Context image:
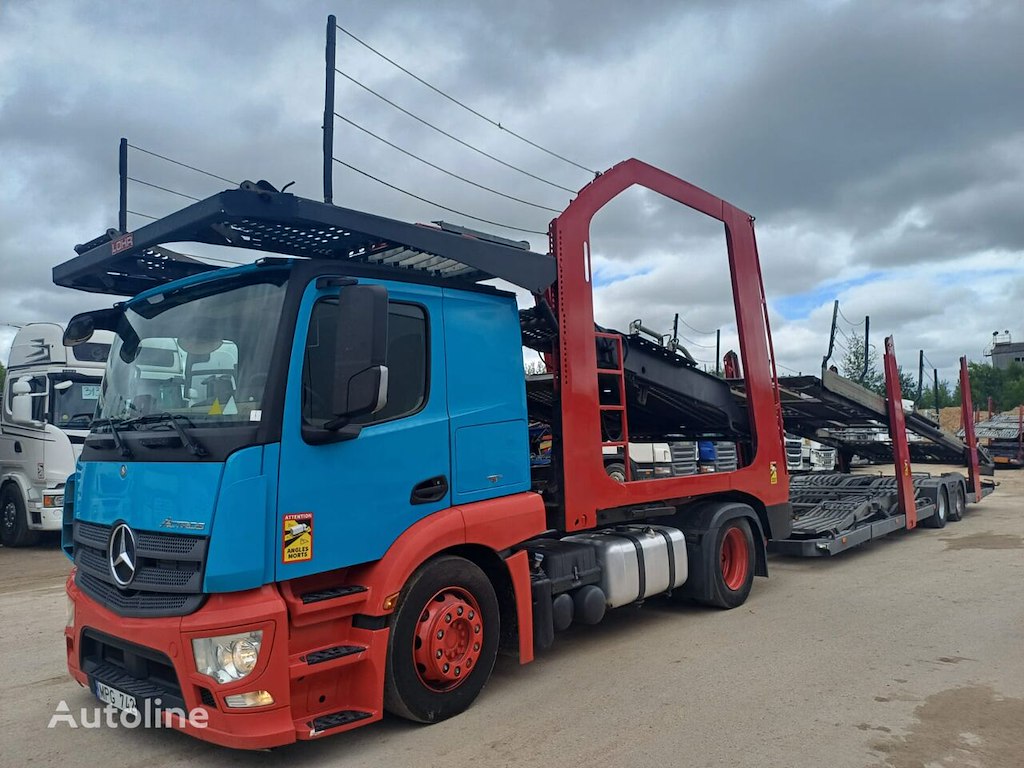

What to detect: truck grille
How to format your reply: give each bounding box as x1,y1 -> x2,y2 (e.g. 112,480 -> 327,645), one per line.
73,521 -> 208,617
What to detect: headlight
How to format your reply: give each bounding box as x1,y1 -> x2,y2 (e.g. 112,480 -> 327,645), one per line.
191,630 -> 264,683
66,596 -> 75,629
44,495 -> 65,508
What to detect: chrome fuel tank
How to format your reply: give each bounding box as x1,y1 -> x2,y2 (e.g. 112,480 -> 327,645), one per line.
564,524 -> 687,608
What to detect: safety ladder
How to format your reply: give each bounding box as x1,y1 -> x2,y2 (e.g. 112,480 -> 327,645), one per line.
595,331 -> 631,481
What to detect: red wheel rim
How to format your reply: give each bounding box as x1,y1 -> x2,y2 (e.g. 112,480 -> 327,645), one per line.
412,587 -> 483,692
720,527 -> 750,591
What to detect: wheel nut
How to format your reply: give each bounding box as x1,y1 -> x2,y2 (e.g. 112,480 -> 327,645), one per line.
457,606 -> 464,616
454,667 -> 461,677
436,649 -> 443,659
437,630 -> 444,639
473,642 -> 480,651
468,611 -> 475,620
445,613 -> 452,623
474,625 -> 480,634
443,663 -> 450,673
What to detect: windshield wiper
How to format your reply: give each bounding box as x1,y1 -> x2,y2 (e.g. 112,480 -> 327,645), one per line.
123,413 -> 209,458
91,418 -> 133,459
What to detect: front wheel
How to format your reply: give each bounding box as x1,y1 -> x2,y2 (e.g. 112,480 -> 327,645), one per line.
0,485 -> 39,548
704,517 -> 755,609
384,556 -> 499,723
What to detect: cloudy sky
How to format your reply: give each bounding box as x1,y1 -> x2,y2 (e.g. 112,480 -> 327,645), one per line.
1,0 -> 1022,386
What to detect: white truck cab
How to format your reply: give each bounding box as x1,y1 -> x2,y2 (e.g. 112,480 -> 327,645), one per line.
1,323 -> 112,546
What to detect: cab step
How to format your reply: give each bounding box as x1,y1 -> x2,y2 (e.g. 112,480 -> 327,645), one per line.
305,644 -> 365,665
308,709 -> 373,734
300,585 -> 367,604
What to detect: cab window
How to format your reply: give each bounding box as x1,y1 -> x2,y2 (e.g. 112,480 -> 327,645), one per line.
302,299 -> 428,427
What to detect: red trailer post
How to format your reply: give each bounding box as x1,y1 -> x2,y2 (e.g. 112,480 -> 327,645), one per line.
882,336 -> 917,528
960,356 -> 983,500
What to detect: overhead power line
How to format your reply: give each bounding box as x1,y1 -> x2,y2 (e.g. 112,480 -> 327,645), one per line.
126,209 -> 158,221
128,144 -> 238,187
336,69 -> 576,195
677,316 -> 718,337
127,177 -> 201,202
335,112 -> 560,213
335,23 -> 598,177
837,305 -> 866,327
333,157 -> 546,236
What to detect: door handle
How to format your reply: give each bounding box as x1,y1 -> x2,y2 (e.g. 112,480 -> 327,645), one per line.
410,475 -> 448,505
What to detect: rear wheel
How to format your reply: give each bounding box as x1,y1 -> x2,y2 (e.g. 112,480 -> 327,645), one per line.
0,485 -> 39,548
922,487 -> 948,529
949,484 -> 966,522
704,518 -> 755,609
605,462 -> 627,482
384,556 -> 499,723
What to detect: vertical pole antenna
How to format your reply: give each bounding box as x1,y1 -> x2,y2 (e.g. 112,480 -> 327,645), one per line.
118,137 -> 128,232
323,15 -> 337,204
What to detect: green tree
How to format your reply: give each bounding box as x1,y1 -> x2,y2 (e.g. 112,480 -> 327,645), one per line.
920,378 -> 957,409
838,332 -> 883,393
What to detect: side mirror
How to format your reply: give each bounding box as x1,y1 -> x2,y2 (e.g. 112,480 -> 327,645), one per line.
332,284 -> 389,420
11,379 -> 36,425
64,308 -> 121,346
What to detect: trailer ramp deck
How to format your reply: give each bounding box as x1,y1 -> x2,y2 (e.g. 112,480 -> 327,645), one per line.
521,311 -> 748,441
774,370 -> 992,467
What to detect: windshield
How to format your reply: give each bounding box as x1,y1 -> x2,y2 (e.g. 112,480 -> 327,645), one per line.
96,273 -> 288,428
50,377 -> 102,429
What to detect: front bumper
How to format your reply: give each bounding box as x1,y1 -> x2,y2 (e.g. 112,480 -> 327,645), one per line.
29,502 -> 63,531
65,574 -> 296,750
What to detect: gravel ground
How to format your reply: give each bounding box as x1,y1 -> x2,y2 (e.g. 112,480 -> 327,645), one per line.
1,465 -> 1021,768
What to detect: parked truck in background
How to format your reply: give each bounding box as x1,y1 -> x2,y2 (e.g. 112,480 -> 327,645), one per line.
0,323 -> 112,546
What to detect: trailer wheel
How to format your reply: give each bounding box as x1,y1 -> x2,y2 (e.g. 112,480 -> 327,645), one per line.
0,485 -> 39,548
384,555 -> 499,723
949,484 -> 966,522
706,518 -> 755,609
605,462 -> 627,483
922,487 -> 948,529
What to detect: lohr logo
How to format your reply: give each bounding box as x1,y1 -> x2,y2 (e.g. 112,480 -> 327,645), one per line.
111,232 -> 134,254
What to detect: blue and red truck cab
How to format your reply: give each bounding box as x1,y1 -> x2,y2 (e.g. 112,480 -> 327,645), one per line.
53,160 -> 791,749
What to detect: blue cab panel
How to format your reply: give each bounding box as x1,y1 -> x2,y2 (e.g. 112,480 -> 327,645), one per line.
73,446 -> 275,593
75,460 -> 223,533
442,288 -> 530,505
275,278 -> 452,579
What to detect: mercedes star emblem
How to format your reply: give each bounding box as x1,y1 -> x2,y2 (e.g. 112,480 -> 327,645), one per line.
108,523 -> 137,588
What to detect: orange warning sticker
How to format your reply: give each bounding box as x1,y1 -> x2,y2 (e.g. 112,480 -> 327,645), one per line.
282,512 -> 313,563
769,461 -> 778,485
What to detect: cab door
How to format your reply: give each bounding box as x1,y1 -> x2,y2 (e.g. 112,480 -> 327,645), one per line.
275,279 -> 450,579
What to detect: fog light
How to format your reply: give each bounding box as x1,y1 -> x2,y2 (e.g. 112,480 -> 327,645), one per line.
224,690 -> 274,708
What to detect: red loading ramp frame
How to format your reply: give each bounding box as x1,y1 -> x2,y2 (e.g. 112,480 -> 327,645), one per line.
544,159 -> 790,532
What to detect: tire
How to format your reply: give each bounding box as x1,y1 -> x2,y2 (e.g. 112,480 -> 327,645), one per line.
922,487 -> 948,529
605,462 -> 627,483
383,555 -> 499,723
949,484 -> 966,522
704,517 -> 755,609
0,484 -> 39,548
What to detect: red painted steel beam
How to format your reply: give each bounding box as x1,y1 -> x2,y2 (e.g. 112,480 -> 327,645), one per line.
548,158 -> 789,531
959,356 -> 982,499
883,336 -> 916,528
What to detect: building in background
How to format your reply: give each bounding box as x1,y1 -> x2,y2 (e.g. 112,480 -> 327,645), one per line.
986,331 -> 1024,370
